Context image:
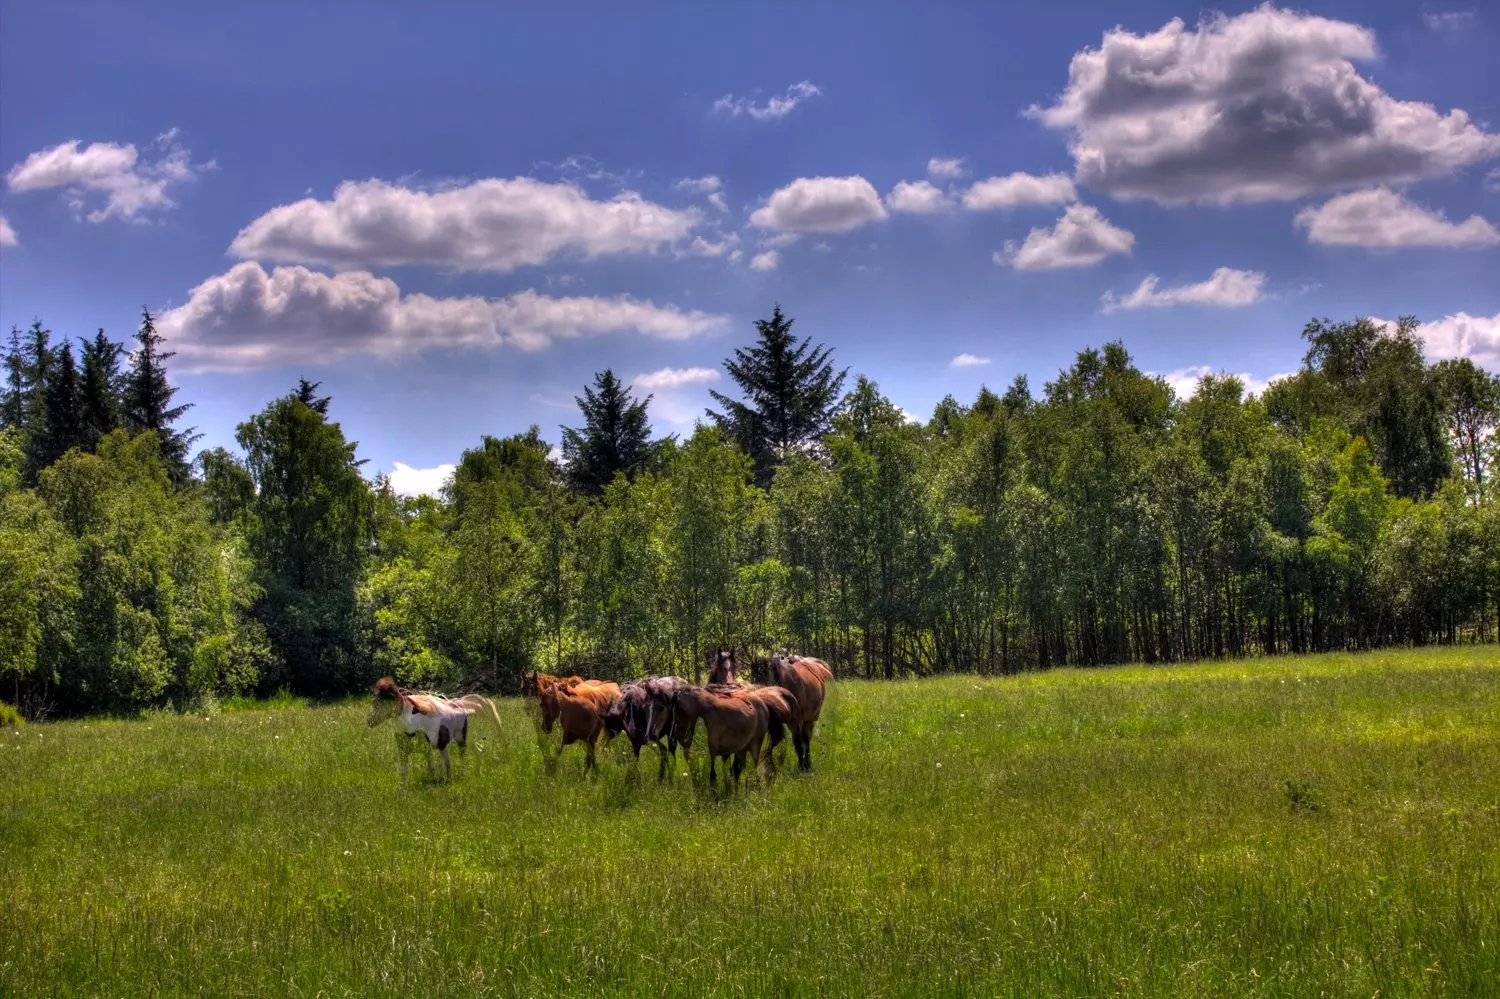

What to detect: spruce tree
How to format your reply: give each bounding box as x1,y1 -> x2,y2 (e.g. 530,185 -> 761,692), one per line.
122,307 -> 199,480
295,377 -> 332,416
560,369 -> 653,495
1,327 -> 26,428
40,340 -> 83,467
707,303 -> 847,485
78,329 -> 124,448
18,321 -> 54,483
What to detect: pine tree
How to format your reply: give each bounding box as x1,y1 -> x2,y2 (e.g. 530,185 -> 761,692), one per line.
78,329 -> 124,449
2,327 -> 26,428
40,340 -> 83,467
560,369 -> 654,495
122,307 -> 200,480
707,303 -> 847,486
295,377 -> 331,416
19,321 -> 55,483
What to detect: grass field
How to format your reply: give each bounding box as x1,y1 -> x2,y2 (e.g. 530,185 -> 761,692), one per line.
3,648 -> 1499,997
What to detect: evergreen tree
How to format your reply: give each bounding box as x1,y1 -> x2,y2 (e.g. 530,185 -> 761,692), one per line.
19,321 -> 55,483
122,308 -> 199,480
560,369 -> 653,495
40,340 -> 83,467
78,329 -> 124,448
295,377 -> 331,416
708,304 -> 846,486
1,327 -> 26,428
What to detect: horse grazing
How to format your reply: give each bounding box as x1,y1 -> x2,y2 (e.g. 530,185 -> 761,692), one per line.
768,652 -> 835,771
669,684 -> 791,790
539,679 -> 621,772
605,675 -> 692,780
367,676 -> 502,785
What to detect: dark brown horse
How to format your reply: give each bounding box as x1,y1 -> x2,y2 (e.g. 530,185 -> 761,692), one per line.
538,679 -> 621,771
768,652 -> 834,771
604,675 -> 692,780
707,646 -> 740,686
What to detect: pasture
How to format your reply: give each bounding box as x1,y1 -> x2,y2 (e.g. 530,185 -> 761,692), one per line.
3,647 -> 1498,997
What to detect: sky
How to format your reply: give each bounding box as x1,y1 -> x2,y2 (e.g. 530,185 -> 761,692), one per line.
2,1 -> 1498,496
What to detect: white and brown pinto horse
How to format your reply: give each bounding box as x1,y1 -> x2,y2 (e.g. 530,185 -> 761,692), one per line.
367,676 -> 502,785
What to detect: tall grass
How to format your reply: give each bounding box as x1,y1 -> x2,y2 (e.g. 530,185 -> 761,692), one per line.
3,648 -> 1498,997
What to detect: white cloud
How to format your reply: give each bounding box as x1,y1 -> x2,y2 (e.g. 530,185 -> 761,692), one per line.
6,131 -> 211,222
950,353 -> 992,368
1416,311 -> 1500,367
713,81 -> 822,121
1160,365 -> 1292,399
674,175 -> 722,195
634,366 -> 721,390
1423,9 -> 1476,31
707,192 -> 728,213
1486,168 -> 1500,193
690,232 -> 740,257
228,176 -> 701,272
962,172 -> 1077,210
1294,187 -> 1500,247
157,262 -> 728,372
749,176 -> 887,236
886,180 -> 951,214
0,214 -> 16,247
1101,267 -> 1267,313
996,204 -> 1134,270
387,462 -> 455,498
1031,6 -> 1500,205
749,250 -> 780,271
927,157 -> 968,180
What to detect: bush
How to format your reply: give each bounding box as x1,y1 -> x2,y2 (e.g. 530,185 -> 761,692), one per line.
1,700 -> 27,727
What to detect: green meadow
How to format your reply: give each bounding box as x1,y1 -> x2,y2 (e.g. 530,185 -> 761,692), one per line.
3,647 -> 1499,998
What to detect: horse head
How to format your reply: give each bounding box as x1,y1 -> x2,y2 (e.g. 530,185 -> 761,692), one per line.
367,676 -> 403,727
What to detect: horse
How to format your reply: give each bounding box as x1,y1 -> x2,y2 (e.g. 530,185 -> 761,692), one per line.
669,684 -> 794,791
707,646 -> 740,686
367,676 -> 502,785
539,679 -> 621,772
604,675 -> 692,780
768,652 -> 835,771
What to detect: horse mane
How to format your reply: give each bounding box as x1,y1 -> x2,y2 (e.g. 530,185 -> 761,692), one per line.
374,676 -> 401,700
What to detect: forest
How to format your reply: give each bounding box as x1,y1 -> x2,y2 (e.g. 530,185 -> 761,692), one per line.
2,304 -> 1497,717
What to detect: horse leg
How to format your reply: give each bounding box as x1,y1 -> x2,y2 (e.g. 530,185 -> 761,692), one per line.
440,745 -> 453,781
425,743 -> 436,778
396,733 -> 409,787
658,743 -> 670,782
732,750 -> 746,790
585,731 -> 598,772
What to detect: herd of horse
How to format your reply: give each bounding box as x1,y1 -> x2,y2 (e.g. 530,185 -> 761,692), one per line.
366,648 -> 835,789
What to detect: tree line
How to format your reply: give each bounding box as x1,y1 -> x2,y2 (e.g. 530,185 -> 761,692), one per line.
3,303 -> 1498,716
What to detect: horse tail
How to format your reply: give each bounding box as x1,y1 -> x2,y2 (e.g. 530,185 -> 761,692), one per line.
460,694 -> 503,731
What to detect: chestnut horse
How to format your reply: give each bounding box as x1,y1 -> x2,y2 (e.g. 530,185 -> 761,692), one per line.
539,679 -> 621,771
768,652 -> 834,771
366,677 -> 502,785
707,647 -> 740,686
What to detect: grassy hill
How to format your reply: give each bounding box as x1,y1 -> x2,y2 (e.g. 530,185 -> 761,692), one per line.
3,647 -> 1498,997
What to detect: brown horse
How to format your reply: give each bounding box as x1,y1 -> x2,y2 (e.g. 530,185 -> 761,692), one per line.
670,684 -> 795,790
707,646 -> 740,686
768,652 -> 834,771
604,675 -> 692,780
538,680 -> 621,771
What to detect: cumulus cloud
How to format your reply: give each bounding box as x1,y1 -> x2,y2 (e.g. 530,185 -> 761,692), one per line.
228,177 -> 701,272
749,176 -> 887,236
713,81 -> 822,121
950,354 -> 992,368
996,204 -> 1134,270
634,366 -> 720,391
690,232 -> 740,258
1294,187 -> 1500,247
749,250 -> 780,271
156,262 -> 728,372
0,214 -> 16,247
886,180 -> 951,214
386,462 -> 456,498
962,172 -> 1077,210
674,175 -> 722,195
1414,311 -> 1500,367
1101,267 -> 1267,313
1030,6 -> 1500,205
927,157 -> 968,180
1160,365 -> 1292,399
6,130 -> 212,222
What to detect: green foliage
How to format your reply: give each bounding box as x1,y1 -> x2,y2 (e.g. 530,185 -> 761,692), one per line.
122,308 -> 199,481
0,699 -> 22,726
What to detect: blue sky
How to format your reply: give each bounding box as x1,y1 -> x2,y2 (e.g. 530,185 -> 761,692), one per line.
3,1 -> 1498,494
